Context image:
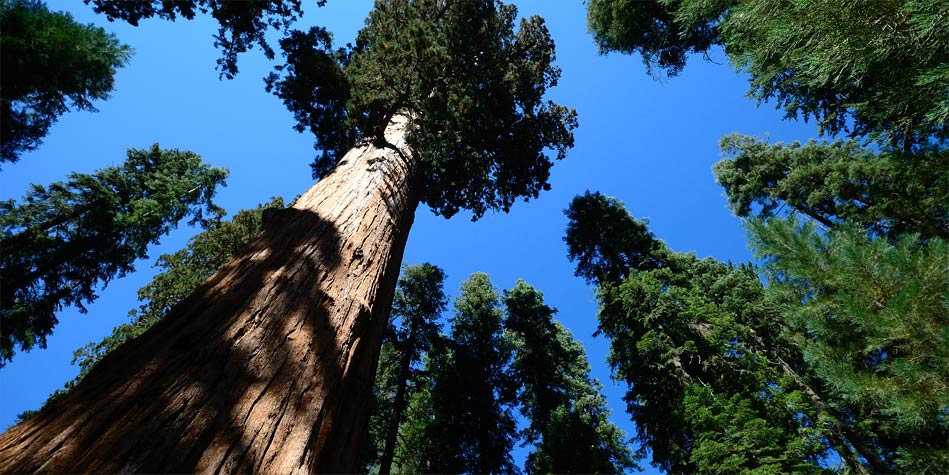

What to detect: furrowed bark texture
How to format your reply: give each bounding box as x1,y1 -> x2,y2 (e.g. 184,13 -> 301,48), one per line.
0,116 -> 420,474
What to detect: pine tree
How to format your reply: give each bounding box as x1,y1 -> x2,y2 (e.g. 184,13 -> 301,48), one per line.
748,218 -> 949,473
398,273 -> 518,474
0,145 -> 227,365
504,280 -> 636,474
564,193 -> 889,474
713,135 -> 948,240
0,2 -> 575,472
1,0 -> 131,163
364,263 -> 447,475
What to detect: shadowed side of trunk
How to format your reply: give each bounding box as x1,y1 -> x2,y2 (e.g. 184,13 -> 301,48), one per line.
0,116 -> 420,474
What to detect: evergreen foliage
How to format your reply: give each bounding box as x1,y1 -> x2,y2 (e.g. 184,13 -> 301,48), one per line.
504,280 -> 636,474
0,145 -> 227,365
749,218 -> 949,472
586,0 -> 949,145
563,190 -> 661,286
564,193 -> 905,474
364,263 -> 447,474
427,273 -> 518,474
0,0 -> 131,163
714,135 -> 949,240
266,0 -> 577,218
586,0 -> 727,77
83,0 -> 322,78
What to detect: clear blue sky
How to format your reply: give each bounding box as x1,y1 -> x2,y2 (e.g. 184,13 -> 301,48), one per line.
0,1 -> 820,472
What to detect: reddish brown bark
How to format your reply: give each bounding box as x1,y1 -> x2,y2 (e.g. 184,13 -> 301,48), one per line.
0,116 -> 420,474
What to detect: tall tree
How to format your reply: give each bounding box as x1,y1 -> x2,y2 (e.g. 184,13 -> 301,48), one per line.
712,134 -> 948,473
83,0 -> 322,78
0,145 -> 227,366
504,280 -> 636,474
401,273 -> 518,474
0,0 -> 131,164
0,1 -> 575,472
365,263 -> 447,475
748,218 -> 949,473
564,193 -> 895,474
587,0 -> 949,146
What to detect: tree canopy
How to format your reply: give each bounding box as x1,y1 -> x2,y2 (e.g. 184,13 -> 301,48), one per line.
0,0 -> 131,164
563,189 -> 949,473
587,0 -> 949,146
714,135 -> 949,240
83,0 -> 321,78
504,280 -> 636,474
266,0 -> 577,219
0,145 -> 227,365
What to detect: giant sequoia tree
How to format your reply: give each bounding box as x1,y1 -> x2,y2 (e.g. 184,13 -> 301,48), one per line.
0,1 -> 575,472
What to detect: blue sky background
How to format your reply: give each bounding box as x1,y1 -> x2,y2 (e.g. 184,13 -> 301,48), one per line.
0,1 -> 822,472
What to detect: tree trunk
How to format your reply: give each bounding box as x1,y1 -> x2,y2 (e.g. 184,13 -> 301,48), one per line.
0,115 -> 421,474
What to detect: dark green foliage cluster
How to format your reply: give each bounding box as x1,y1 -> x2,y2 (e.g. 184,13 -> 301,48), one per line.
404,273 -> 518,474
586,0 -> 728,77
566,190 -> 948,473
0,145 -> 227,365
0,0 -> 131,164
564,191 -> 662,286
583,1 -> 948,471
266,0 -> 577,219
714,135 -> 949,240
367,272 -> 632,474
587,0 -> 949,145
364,263 -> 448,474
69,198 -> 285,383
566,194 -> 828,473
83,0 -> 322,78
749,218 -> 949,474
504,280 -> 636,474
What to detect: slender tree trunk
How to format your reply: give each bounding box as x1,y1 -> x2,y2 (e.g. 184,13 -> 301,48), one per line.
378,326 -> 416,474
0,116 -> 420,474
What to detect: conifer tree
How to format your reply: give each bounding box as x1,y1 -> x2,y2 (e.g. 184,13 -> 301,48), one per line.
504,280 -> 636,474
564,193 -> 893,474
364,263 -> 447,475
0,2 -> 575,472
82,0 -> 321,78
714,135 -> 948,240
0,145 -> 227,365
395,273 -> 518,474
587,0 -> 949,146
749,218 -> 949,473
1,0 -> 131,163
